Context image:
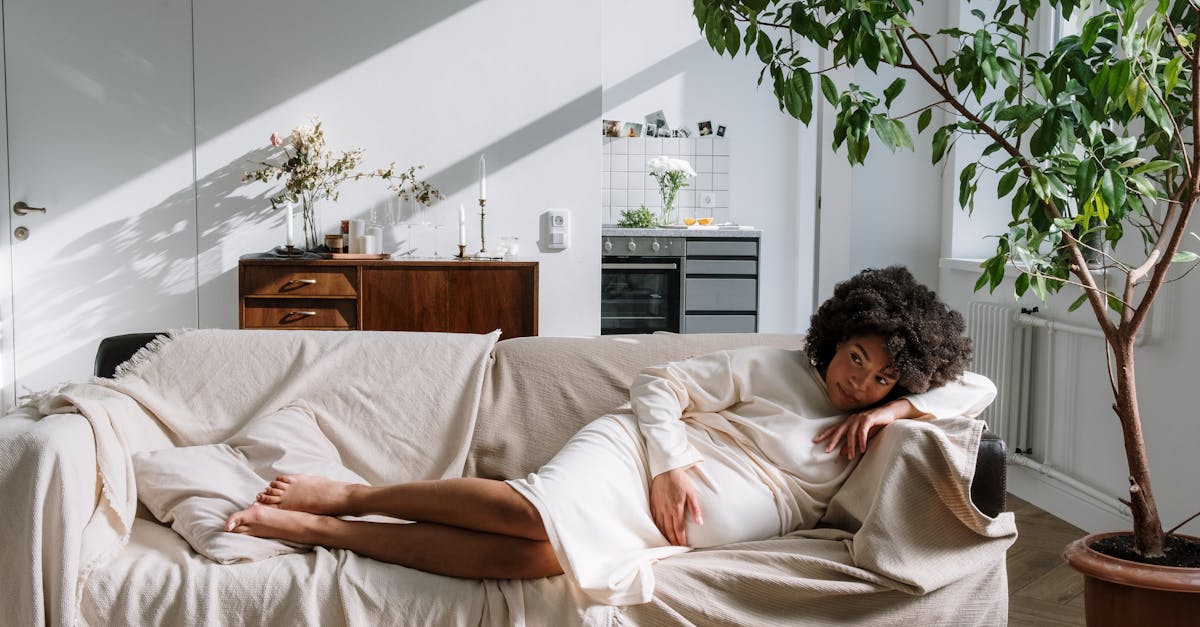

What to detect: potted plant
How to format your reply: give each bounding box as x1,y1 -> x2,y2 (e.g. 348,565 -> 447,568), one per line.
693,0 -> 1200,622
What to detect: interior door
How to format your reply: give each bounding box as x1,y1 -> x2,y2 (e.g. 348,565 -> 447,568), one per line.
3,0 -> 197,396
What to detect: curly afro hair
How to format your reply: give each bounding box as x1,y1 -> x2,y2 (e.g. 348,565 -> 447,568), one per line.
804,266 -> 972,394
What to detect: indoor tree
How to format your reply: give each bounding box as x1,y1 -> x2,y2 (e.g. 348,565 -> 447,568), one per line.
693,0 -> 1199,558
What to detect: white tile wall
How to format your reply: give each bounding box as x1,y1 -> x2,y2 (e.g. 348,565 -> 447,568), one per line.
602,136 -> 732,225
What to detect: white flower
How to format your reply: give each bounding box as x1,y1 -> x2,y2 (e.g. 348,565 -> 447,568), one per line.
647,155 -> 696,177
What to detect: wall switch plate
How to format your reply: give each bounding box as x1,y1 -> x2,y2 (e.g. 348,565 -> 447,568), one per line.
544,209 -> 571,249
701,192 -> 715,207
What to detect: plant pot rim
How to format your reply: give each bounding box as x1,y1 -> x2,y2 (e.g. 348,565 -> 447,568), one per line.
1062,531 -> 1200,593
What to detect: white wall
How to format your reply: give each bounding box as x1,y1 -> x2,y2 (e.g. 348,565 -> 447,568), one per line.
601,0 -> 812,332
192,1 -> 602,336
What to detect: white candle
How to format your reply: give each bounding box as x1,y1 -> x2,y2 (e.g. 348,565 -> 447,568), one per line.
285,202 -> 294,247
458,203 -> 467,246
478,154 -> 487,200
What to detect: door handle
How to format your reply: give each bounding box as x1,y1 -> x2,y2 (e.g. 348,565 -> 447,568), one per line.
13,201 -> 46,216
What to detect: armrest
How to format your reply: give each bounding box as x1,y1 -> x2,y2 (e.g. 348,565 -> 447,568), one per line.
0,409 -> 99,626
972,430 -> 1007,518
94,332 -> 164,378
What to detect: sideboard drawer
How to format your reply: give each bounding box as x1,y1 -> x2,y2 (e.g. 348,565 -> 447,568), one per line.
241,299 -> 357,329
242,266 -> 358,297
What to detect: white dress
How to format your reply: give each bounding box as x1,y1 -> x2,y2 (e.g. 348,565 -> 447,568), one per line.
506,347 -> 996,606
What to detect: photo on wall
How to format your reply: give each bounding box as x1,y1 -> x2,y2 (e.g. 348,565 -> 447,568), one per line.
602,119 -> 623,137
625,122 -> 643,137
698,121 -> 713,136
645,110 -> 668,136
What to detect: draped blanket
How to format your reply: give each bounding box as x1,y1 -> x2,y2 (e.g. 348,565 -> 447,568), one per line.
1,329 -> 498,626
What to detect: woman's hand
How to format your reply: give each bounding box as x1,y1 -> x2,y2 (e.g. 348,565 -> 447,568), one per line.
813,399 -> 917,459
649,466 -> 704,546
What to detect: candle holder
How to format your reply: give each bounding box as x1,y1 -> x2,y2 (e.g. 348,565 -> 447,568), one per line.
276,244 -> 300,257
457,244 -> 468,259
478,198 -> 488,254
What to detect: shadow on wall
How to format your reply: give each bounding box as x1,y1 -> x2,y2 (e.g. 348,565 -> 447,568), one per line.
10,149 -> 281,391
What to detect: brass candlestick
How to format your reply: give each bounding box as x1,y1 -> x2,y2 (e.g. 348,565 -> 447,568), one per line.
457,244 -> 468,259
478,198 -> 488,254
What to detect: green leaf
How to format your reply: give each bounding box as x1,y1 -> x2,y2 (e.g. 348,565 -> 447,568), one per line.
1172,251 -> 1199,263
820,74 -> 838,106
883,78 -> 906,108
1067,292 -> 1089,312
917,108 -> 933,132
705,10 -> 726,54
1131,159 -> 1179,175
1125,76 -> 1148,115
998,169 -> 1020,197
959,162 -> 978,209
756,31 -> 774,63
1014,271 -> 1030,296
723,14 -> 741,56
1031,170 -> 1050,200
1165,55 -> 1184,94
1080,15 -> 1103,53
1075,160 -> 1098,202
932,125 -> 952,163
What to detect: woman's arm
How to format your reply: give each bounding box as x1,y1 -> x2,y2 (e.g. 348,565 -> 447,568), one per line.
814,371 -> 997,459
631,349 -> 749,546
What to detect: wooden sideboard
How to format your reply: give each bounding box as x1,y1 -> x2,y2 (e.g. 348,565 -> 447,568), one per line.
239,256 -> 539,339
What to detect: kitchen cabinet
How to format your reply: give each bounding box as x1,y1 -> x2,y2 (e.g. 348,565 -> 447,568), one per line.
239,257 -> 538,339
683,238 -> 759,333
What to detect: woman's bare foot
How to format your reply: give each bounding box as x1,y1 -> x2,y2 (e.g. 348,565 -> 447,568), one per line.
225,502 -> 319,543
255,474 -> 360,516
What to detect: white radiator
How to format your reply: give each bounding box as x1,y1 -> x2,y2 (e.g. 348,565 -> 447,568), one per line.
967,302 -> 1035,452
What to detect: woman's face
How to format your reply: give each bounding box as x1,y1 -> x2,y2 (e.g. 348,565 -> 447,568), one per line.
824,334 -> 900,412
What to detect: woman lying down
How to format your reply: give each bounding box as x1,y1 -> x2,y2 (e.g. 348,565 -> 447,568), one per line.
226,265 -> 996,605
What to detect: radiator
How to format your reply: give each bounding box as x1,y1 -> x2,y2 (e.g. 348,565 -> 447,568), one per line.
966,302 -> 1035,452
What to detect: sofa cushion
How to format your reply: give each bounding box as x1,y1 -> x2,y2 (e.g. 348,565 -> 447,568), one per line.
132,402 -> 369,563
466,332 -> 805,480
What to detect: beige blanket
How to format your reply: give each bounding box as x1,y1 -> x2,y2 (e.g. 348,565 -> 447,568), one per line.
2,328 -> 498,626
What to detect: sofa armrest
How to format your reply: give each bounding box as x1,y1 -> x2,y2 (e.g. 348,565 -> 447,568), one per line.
94,332 -> 165,378
972,430 -> 1007,518
0,409 -> 100,626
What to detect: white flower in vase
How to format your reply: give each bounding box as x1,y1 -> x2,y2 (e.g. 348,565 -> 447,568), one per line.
647,156 -> 696,225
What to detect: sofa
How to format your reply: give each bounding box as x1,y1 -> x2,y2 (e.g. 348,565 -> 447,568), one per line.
1,329 -> 1016,626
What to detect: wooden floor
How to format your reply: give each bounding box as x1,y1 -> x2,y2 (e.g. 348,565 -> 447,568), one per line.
1007,494 -> 1087,626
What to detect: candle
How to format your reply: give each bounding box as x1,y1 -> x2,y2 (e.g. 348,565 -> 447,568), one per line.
458,203 -> 467,246
478,154 -> 487,201
285,202 -> 294,247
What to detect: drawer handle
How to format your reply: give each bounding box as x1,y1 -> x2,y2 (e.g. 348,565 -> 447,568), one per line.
280,278 -> 318,292
288,310 -> 318,317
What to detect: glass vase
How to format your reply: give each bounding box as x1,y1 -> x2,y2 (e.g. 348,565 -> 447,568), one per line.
659,184 -> 679,225
300,196 -> 322,251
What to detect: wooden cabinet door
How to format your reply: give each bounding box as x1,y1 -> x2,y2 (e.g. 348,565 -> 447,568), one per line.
361,268 -> 448,332
448,267 -> 537,338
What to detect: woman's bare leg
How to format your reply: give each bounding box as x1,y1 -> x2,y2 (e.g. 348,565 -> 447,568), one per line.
226,503 -> 562,579
256,475 -> 547,541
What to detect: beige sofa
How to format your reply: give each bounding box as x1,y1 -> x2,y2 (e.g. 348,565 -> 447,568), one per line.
2,330 -> 1016,626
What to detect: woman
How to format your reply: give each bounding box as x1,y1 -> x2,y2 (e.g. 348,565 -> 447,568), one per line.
226,266 -> 994,605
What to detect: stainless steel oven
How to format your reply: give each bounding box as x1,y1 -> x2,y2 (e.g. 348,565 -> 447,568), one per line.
600,236 -> 684,335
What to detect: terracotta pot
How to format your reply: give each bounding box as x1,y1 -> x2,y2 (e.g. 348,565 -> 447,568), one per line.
1062,531 -> 1200,626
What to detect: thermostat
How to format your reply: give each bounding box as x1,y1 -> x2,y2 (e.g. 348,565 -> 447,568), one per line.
546,209 -> 571,249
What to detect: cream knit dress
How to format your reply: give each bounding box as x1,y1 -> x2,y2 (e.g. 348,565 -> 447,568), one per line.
507,347 -> 996,606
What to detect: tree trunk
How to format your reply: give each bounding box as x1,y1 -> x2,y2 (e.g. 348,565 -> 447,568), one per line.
1111,335 -> 1166,557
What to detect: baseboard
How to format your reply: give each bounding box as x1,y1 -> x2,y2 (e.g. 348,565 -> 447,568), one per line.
1008,463 -> 1132,533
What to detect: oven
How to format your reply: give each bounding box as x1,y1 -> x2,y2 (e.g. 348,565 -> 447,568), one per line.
600,236 -> 684,335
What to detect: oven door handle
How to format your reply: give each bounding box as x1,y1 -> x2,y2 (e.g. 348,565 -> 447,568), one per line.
602,262 -> 679,270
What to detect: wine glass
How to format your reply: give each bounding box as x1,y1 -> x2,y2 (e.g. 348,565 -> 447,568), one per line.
430,223 -> 446,258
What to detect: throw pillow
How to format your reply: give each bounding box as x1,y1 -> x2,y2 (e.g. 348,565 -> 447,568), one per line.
133,402 -> 371,564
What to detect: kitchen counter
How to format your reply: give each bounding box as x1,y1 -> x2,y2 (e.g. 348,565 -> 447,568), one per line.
602,226 -> 761,238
